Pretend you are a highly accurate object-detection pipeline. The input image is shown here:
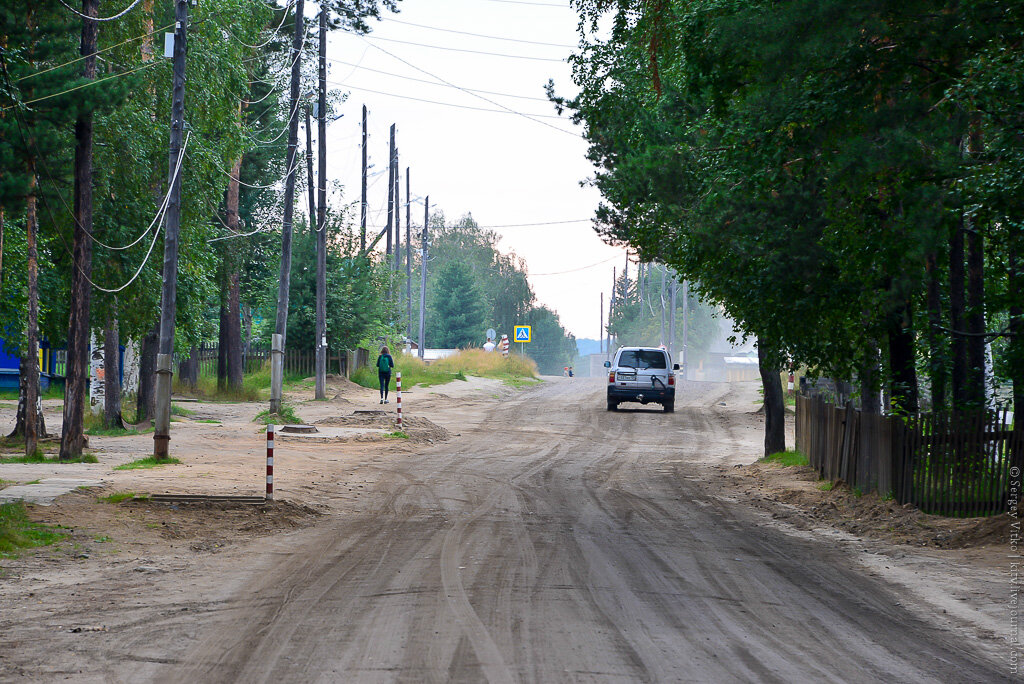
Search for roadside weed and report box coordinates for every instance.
[113,457,181,471]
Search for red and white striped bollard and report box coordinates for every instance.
[396,372,402,429]
[266,423,274,501]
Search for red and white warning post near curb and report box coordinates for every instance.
[266,423,275,501]
[396,372,403,429]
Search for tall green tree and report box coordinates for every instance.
[430,261,485,349]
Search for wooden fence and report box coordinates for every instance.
[188,345,352,379]
[796,394,1024,517]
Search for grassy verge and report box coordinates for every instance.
[113,456,181,471]
[100,491,145,503]
[172,363,308,403]
[352,349,539,390]
[253,404,304,425]
[760,449,809,467]
[0,502,68,557]
[384,430,409,439]
[0,451,98,464]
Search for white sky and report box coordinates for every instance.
[313,0,625,340]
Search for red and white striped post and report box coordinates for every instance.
[266,423,274,501]
[395,372,402,429]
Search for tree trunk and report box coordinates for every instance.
[1011,249,1024,420]
[225,155,243,390]
[103,315,126,429]
[888,301,919,415]
[0,208,4,291]
[9,354,47,440]
[965,226,986,408]
[758,341,786,457]
[218,303,229,390]
[926,252,947,412]
[137,323,158,423]
[25,178,41,458]
[949,218,968,409]
[59,0,99,461]
[274,0,305,352]
[965,113,987,409]
[860,352,880,415]
[179,345,198,389]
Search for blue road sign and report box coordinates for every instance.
[514,325,531,343]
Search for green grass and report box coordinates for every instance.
[253,404,304,425]
[100,491,143,503]
[113,457,181,471]
[0,452,98,464]
[84,410,151,436]
[760,449,809,467]
[0,479,11,489]
[170,404,195,417]
[818,481,835,491]
[384,430,409,439]
[195,419,221,424]
[352,349,539,391]
[0,502,68,557]
[93,535,112,543]
[172,363,307,403]
[0,385,64,402]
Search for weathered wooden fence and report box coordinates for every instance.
[189,345,350,378]
[796,394,1024,517]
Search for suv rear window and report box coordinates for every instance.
[617,350,667,369]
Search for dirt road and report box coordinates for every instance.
[2,378,1008,681]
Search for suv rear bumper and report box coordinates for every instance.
[607,386,675,403]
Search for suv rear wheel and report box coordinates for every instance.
[607,399,618,411]
[663,400,674,413]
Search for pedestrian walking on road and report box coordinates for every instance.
[377,345,395,404]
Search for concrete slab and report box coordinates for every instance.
[276,426,388,441]
[0,478,105,506]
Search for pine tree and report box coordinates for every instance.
[430,262,485,349]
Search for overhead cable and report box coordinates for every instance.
[57,0,143,22]
[386,18,575,48]
[364,35,566,62]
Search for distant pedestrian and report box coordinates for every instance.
[568,366,574,378]
[377,345,395,404]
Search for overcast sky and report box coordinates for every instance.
[311,0,626,341]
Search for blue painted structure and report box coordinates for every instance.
[0,339,123,393]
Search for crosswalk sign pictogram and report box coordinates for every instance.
[514,325,531,343]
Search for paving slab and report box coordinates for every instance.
[0,478,105,506]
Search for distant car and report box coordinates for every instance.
[604,347,679,412]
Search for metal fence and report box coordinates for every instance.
[796,394,1024,517]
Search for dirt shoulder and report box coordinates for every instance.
[708,404,1010,662]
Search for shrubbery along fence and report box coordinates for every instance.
[796,394,1023,517]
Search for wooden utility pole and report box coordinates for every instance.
[360,104,367,253]
[59,0,99,461]
[305,105,316,229]
[153,0,189,459]
[270,0,305,415]
[668,276,677,365]
[418,196,429,359]
[394,152,401,277]
[386,124,395,260]
[315,3,327,400]
[405,167,412,337]
[600,292,604,356]
[660,265,666,346]
[681,279,689,378]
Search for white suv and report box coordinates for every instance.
[604,347,678,412]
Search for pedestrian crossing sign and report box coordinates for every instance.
[514,325,531,343]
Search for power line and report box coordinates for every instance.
[333,81,570,121]
[2,59,160,111]
[363,35,566,62]
[57,0,143,22]
[479,219,591,228]
[361,38,579,137]
[386,18,575,48]
[213,0,296,51]
[15,20,175,83]
[530,255,620,277]
[327,57,549,102]
[481,0,572,6]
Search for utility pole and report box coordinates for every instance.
[270,0,305,415]
[418,196,429,359]
[600,292,604,357]
[681,279,689,379]
[623,255,629,301]
[660,265,666,346]
[314,3,327,401]
[360,104,367,253]
[393,152,401,279]
[154,0,189,458]
[59,0,99,461]
[610,267,616,350]
[668,276,677,365]
[405,167,412,338]
[386,125,395,259]
[304,104,316,230]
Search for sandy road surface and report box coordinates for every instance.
[2,378,1008,682]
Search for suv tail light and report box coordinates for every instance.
[608,371,615,383]
[668,374,675,386]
